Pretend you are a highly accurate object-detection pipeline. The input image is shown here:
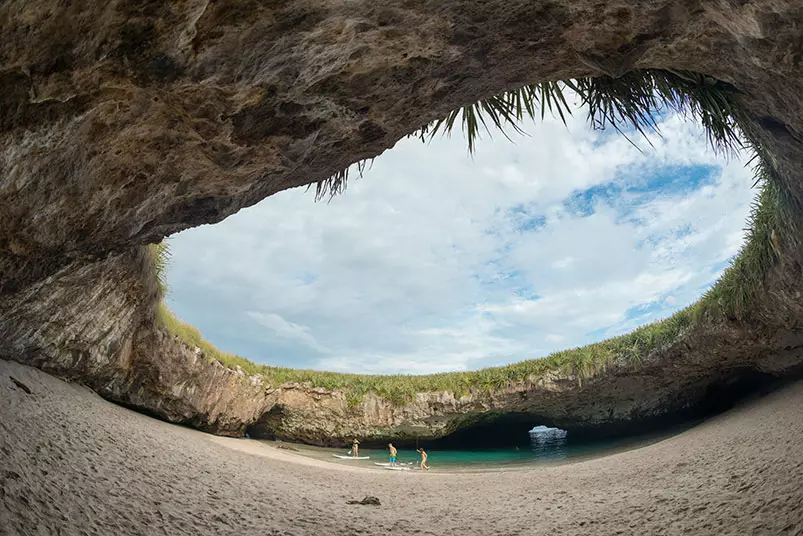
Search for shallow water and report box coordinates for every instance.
[268,422,701,472]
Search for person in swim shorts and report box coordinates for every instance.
[388,443,397,466]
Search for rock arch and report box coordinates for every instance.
[1,0,802,442]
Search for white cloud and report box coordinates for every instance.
[551,257,575,270]
[165,107,756,374]
[245,311,330,354]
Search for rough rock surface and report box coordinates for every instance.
[120,324,803,445]
[2,0,802,274]
[1,0,803,443]
[0,248,154,381]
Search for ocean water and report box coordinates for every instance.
[281,422,700,472]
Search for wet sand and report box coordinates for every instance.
[1,358,802,535]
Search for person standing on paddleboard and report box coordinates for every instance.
[350,439,360,458]
[388,443,398,466]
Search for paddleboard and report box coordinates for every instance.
[374,462,412,467]
[383,465,414,471]
[333,454,370,460]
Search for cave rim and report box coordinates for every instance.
[152,67,787,387]
[2,0,800,283]
[162,105,749,373]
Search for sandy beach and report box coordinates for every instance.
[1,358,801,536]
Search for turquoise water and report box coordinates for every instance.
[298,423,700,471]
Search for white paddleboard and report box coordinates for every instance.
[333,454,370,460]
[374,462,412,467]
[383,465,413,471]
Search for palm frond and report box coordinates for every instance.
[318,68,752,199]
[416,81,574,154]
[308,158,374,202]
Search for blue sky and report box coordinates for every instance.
[165,108,756,374]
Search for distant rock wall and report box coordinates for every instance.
[232,321,803,446]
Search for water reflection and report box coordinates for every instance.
[529,425,569,461]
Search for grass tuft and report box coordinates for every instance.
[309,159,373,202]
[148,241,171,300]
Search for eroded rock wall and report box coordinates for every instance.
[0,248,154,380]
[247,323,803,446]
[13,305,798,446]
[118,328,275,435]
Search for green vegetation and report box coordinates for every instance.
[153,68,793,406]
[696,175,790,321]
[155,300,694,404]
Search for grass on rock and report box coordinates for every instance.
[155,299,694,405]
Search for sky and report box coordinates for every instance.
[165,106,757,375]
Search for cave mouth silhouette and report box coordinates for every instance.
[162,101,751,377]
[142,82,803,446]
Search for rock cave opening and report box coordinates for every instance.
[163,100,757,381]
[2,2,803,532]
[1,0,802,454]
[134,70,803,450]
